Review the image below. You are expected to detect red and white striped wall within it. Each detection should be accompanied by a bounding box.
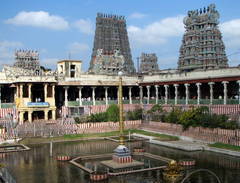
[0,108,18,120]
[112,155,132,164]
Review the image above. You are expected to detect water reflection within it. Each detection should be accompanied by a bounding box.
[0,140,239,183]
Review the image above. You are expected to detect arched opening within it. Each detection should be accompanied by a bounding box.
[48,110,52,120]
[32,111,44,121]
[23,112,28,122]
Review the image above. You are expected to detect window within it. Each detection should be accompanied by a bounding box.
[47,85,53,97]
[70,65,75,70]
[23,85,29,98]
[70,64,76,78]
[60,65,63,74]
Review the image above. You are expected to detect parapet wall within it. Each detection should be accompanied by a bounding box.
[80,104,240,115]
[144,121,240,146]
[75,120,141,134]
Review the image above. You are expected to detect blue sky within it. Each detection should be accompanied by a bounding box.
[1,0,240,71]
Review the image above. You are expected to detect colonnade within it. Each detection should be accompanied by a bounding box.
[16,83,56,123]
[64,86,136,106]
[63,80,240,106]
[140,81,236,105]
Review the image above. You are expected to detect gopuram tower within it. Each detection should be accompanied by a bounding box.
[14,50,40,71]
[89,13,136,74]
[178,4,228,71]
[140,53,159,73]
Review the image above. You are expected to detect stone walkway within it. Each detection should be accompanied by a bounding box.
[133,129,240,157]
[150,139,206,151]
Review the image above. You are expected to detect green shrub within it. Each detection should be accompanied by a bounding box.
[88,112,108,122]
[179,110,195,130]
[148,104,164,114]
[106,104,119,122]
[151,114,166,122]
[165,107,182,124]
[222,120,238,129]
[147,104,166,122]
[74,117,80,124]
[147,105,239,130]
[126,108,143,120]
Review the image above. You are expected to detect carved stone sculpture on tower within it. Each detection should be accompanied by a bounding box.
[89,49,125,75]
[14,50,40,71]
[89,13,135,75]
[178,4,228,71]
[140,53,159,73]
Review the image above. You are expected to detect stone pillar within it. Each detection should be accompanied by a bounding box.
[64,86,69,107]
[174,84,179,105]
[128,87,132,104]
[222,81,228,105]
[52,85,55,108]
[184,83,190,105]
[92,87,96,105]
[44,84,48,101]
[238,81,240,104]
[208,82,214,105]
[20,84,23,99]
[155,85,159,104]
[196,83,201,105]
[164,85,169,104]
[52,85,55,98]
[44,110,48,121]
[146,85,150,104]
[28,84,32,101]
[78,87,83,106]
[28,111,32,123]
[104,87,108,105]
[19,111,24,124]
[139,86,143,104]
[117,87,119,104]
[16,85,19,99]
[52,110,56,120]
[0,86,1,108]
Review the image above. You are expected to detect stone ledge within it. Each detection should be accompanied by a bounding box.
[101,159,144,169]
[138,128,240,157]
[150,139,204,152]
[205,146,240,157]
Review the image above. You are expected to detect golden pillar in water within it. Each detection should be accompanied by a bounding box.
[163,160,184,183]
[118,72,124,145]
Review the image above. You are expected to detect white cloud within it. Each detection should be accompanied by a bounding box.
[41,58,59,69]
[128,15,184,47]
[159,56,178,69]
[5,11,69,30]
[220,19,240,49]
[129,12,147,19]
[0,41,22,48]
[73,19,93,34]
[0,41,23,66]
[42,58,58,65]
[221,19,240,37]
[68,42,90,54]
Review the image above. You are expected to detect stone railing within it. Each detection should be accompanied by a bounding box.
[0,103,15,109]
[75,120,142,134]
[68,100,143,106]
[142,121,240,146]
[61,104,240,119]
[14,120,142,138]
[67,98,239,106]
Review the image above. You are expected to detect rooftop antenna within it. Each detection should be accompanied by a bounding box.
[137,57,140,73]
[68,52,71,60]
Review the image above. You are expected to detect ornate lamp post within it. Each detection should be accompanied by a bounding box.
[118,71,124,145]
[111,71,132,164]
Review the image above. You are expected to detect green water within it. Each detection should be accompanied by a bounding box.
[1,140,240,183]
